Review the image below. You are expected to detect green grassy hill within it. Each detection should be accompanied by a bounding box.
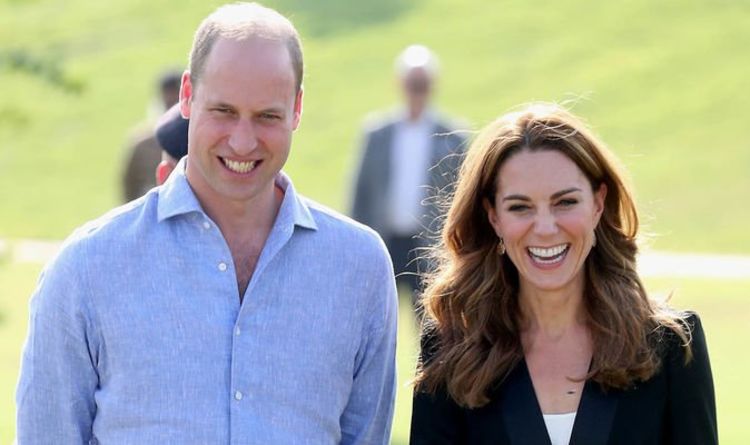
[1,2,750,443]
[1,0,749,252]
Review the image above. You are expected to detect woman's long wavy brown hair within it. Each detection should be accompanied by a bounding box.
[415,103,691,408]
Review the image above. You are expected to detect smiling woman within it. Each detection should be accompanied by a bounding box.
[410,103,717,445]
[485,149,606,295]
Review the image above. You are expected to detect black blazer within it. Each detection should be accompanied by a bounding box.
[410,313,717,444]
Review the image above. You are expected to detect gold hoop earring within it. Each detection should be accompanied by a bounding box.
[497,238,506,255]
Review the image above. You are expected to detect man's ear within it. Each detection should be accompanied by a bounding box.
[179,71,193,119]
[292,87,303,130]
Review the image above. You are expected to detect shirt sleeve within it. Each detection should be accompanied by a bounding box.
[16,248,100,444]
[666,312,718,444]
[339,243,398,445]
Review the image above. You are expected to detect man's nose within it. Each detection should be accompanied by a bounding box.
[228,119,258,156]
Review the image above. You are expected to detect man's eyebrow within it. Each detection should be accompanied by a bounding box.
[206,100,235,109]
[258,107,286,114]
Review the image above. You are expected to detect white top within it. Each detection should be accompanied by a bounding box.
[543,411,577,445]
[388,114,433,235]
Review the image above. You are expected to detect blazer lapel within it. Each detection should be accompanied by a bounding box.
[500,360,553,445]
[569,379,618,444]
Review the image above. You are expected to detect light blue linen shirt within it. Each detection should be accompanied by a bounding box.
[16,161,398,444]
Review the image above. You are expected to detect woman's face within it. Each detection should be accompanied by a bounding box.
[485,149,606,296]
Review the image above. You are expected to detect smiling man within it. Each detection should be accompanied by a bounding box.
[16,3,398,444]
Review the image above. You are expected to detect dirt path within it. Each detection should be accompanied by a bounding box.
[2,238,749,279]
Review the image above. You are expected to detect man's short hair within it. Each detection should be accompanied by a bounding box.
[189,2,303,91]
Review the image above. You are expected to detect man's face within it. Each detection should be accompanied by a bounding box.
[401,67,432,114]
[181,37,302,208]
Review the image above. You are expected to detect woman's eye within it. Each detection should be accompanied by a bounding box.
[508,204,530,212]
[556,198,578,207]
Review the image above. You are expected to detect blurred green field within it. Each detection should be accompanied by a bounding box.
[1,0,749,443]
[1,0,749,252]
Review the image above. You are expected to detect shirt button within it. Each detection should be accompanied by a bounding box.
[202,221,211,230]
[235,327,241,336]
[234,391,243,401]
[218,262,227,272]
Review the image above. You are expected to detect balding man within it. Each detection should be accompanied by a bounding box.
[17,3,397,443]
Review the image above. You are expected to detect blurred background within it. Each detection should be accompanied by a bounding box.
[1,0,748,443]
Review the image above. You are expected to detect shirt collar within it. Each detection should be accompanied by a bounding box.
[157,157,317,231]
[156,157,203,222]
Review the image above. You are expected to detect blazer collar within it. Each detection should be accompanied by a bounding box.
[500,359,618,445]
[569,378,618,444]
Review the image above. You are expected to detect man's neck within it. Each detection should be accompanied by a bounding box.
[196,182,285,301]
[407,104,429,122]
[204,184,283,244]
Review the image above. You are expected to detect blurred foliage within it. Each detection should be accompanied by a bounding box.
[0,48,85,94]
[275,0,418,37]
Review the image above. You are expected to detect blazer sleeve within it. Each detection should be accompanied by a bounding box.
[350,127,377,226]
[409,330,466,444]
[665,312,718,444]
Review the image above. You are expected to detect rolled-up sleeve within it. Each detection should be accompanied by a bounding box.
[16,249,99,444]
[340,244,398,445]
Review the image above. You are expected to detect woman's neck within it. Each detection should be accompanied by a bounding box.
[519,282,587,340]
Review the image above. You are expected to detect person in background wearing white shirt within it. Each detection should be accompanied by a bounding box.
[351,45,466,310]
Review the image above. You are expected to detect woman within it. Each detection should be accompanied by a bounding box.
[410,103,717,444]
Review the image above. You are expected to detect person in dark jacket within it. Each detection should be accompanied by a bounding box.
[410,103,716,445]
[351,45,466,307]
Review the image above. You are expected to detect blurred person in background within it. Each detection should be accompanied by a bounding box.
[154,103,189,185]
[410,103,717,444]
[17,3,397,443]
[351,44,466,310]
[121,68,181,201]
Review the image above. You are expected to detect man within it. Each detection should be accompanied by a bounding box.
[16,3,397,444]
[121,69,181,201]
[351,45,466,305]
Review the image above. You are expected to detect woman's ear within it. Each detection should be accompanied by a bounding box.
[593,182,607,224]
[483,197,501,234]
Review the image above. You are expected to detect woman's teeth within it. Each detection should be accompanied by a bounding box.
[527,244,569,264]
